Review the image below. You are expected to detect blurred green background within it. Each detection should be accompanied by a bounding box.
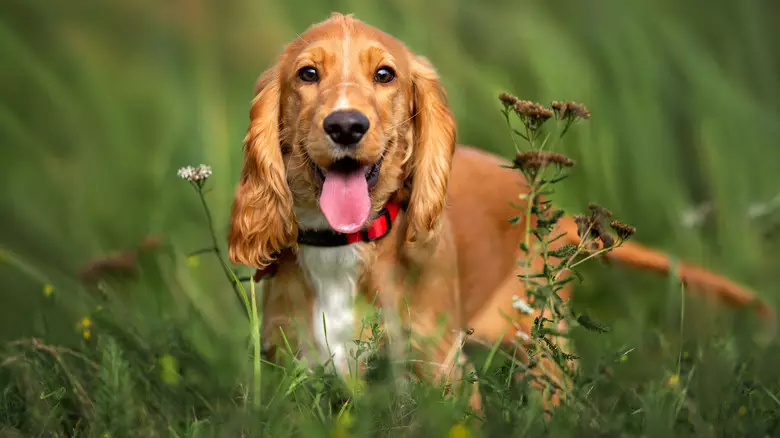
[1,0,779,355]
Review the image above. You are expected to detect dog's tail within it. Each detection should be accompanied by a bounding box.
[557,216,775,323]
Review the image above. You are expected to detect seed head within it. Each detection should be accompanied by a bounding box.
[498,92,520,108]
[513,100,554,121]
[551,101,591,120]
[177,164,213,182]
[573,214,591,238]
[514,150,575,171]
[610,220,636,240]
[574,210,616,247]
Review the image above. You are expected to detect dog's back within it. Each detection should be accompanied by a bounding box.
[445,145,773,344]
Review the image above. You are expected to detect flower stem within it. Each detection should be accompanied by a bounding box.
[194,184,243,300]
[250,279,262,409]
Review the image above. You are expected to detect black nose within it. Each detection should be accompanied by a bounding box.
[323,110,370,146]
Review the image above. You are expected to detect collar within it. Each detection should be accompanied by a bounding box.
[296,201,402,247]
[253,201,403,282]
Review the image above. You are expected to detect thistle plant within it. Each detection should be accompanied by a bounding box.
[498,94,636,404]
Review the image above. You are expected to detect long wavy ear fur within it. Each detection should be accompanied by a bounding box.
[228,66,296,269]
[405,55,457,246]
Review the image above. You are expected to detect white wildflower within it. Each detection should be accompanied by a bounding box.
[177,164,213,182]
[679,202,712,229]
[516,330,532,342]
[512,295,534,315]
[747,193,780,219]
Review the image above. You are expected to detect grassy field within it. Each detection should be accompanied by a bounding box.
[2,0,780,436]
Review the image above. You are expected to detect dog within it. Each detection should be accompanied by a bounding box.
[226,13,772,408]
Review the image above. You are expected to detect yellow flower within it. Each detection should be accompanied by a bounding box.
[82,329,91,340]
[187,255,200,267]
[43,284,54,297]
[739,406,747,416]
[667,373,680,387]
[448,422,471,438]
[78,317,92,328]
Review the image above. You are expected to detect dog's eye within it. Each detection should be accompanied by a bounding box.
[297,66,319,83]
[374,66,396,84]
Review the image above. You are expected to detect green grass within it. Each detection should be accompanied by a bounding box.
[2,0,780,436]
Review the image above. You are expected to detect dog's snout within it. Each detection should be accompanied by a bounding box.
[323,110,370,146]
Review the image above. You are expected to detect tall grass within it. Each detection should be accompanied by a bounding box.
[1,0,779,436]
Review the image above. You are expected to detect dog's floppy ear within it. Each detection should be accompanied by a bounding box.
[404,55,456,246]
[228,65,296,269]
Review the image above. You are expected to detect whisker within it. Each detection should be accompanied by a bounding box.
[384,109,421,135]
[288,150,312,174]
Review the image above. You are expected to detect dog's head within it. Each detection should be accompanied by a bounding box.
[228,13,456,268]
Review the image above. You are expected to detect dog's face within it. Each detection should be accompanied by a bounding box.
[228,13,456,269]
[278,17,414,234]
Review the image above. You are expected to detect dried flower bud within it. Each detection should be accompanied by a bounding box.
[514,100,554,120]
[514,150,575,171]
[610,220,636,240]
[551,101,591,120]
[573,214,591,238]
[499,92,520,108]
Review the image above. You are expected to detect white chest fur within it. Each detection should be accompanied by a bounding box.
[298,243,361,376]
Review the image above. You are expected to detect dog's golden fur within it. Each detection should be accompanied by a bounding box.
[226,13,772,409]
[228,15,454,268]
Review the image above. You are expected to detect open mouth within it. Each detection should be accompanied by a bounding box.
[310,156,383,234]
[311,156,383,189]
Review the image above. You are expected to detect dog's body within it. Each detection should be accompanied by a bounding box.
[259,145,549,378]
[225,13,771,406]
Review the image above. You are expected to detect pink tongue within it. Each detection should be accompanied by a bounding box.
[319,168,371,233]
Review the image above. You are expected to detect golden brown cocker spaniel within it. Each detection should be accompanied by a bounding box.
[227,13,772,409]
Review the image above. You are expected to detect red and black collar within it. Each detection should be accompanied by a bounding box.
[296,201,402,247]
[252,201,403,281]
